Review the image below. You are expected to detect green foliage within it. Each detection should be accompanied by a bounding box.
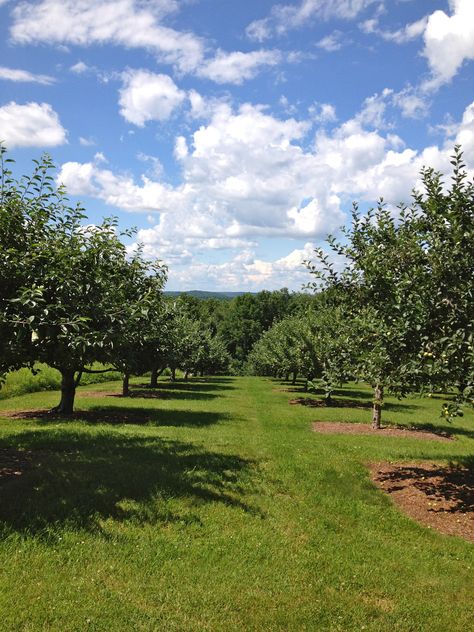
[305,147,474,423]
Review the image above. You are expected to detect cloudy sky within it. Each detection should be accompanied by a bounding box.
[1,0,473,291]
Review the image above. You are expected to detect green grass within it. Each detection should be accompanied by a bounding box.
[0,377,472,631]
[0,364,123,400]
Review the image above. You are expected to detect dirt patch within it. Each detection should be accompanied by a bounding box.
[0,448,33,483]
[370,462,474,543]
[2,409,150,425]
[311,421,452,442]
[290,397,371,409]
[77,390,123,398]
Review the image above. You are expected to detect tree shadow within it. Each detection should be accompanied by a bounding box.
[409,422,474,441]
[124,389,219,402]
[375,462,473,514]
[289,396,418,412]
[13,406,233,428]
[138,379,233,393]
[0,430,261,537]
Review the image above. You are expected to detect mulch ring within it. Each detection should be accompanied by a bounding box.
[1,409,151,425]
[0,448,34,484]
[290,397,371,409]
[369,462,474,543]
[312,421,453,442]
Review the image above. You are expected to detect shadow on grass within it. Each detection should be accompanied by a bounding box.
[0,430,261,536]
[125,388,219,402]
[138,377,234,394]
[13,406,234,428]
[289,396,419,413]
[410,422,474,441]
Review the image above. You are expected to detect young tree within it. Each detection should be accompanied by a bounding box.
[1,148,166,413]
[306,148,474,426]
[306,202,426,428]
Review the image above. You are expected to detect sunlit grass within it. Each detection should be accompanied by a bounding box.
[0,377,472,631]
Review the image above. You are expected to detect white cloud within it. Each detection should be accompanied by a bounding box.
[79,136,96,146]
[0,66,55,84]
[360,15,428,44]
[161,243,318,292]
[247,0,376,41]
[316,31,345,52]
[422,0,474,89]
[56,97,474,290]
[308,102,337,123]
[197,49,281,84]
[10,0,205,73]
[119,70,186,126]
[0,101,67,148]
[392,87,429,120]
[70,61,89,74]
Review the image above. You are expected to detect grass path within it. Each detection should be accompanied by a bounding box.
[0,377,472,631]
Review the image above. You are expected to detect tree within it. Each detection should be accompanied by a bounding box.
[306,148,474,427]
[0,148,166,413]
[306,200,427,428]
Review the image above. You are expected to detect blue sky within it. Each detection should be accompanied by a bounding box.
[1,0,473,290]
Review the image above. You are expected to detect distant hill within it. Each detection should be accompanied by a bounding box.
[164,290,252,300]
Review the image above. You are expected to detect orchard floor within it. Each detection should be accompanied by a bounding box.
[0,377,473,631]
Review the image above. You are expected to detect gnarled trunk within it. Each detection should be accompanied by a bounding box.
[52,369,77,415]
[122,372,130,397]
[150,366,158,388]
[372,385,384,429]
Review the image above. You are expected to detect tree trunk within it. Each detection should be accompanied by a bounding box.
[122,373,130,397]
[52,368,76,415]
[170,367,176,382]
[324,393,332,407]
[184,370,189,381]
[372,385,384,429]
[150,366,158,388]
[292,371,297,385]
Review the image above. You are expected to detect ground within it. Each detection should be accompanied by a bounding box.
[0,377,472,631]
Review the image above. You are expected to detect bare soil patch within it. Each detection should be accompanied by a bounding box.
[311,421,452,442]
[77,390,122,398]
[369,462,474,542]
[0,448,33,483]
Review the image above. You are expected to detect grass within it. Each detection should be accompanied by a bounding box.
[0,377,472,631]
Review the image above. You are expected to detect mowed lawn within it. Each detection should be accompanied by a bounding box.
[0,376,472,631]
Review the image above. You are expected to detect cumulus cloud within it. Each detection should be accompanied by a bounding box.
[0,66,55,84]
[197,49,281,84]
[247,0,376,41]
[10,0,205,73]
[119,70,186,126]
[159,243,319,292]
[57,97,474,290]
[0,101,67,148]
[422,0,474,89]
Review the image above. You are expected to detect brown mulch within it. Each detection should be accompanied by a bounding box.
[311,421,453,442]
[76,390,123,398]
[0,448,33,483]
[290,397,371,409]
[369,462,474,542]
[1,409,150,425]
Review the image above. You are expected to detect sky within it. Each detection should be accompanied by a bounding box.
[0,0,473,291]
